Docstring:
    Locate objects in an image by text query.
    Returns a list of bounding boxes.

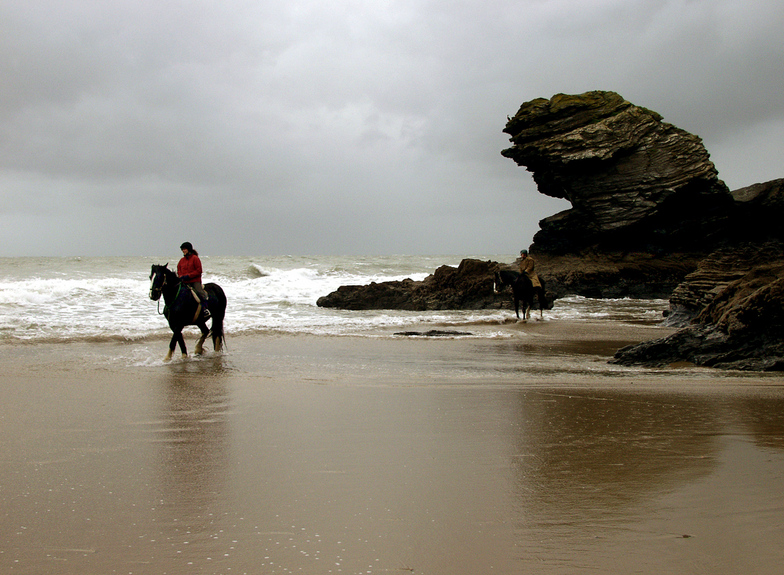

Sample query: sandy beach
[2,320,784,574]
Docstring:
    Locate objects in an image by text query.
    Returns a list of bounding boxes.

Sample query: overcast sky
[1,0,783,257]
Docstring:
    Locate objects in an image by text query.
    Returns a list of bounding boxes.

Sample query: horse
[149,264,226,361]
[494,269,550,320]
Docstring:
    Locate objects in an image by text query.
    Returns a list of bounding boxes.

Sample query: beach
[2,319,784,575]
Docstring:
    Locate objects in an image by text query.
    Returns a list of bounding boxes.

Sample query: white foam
[0,256,667,343]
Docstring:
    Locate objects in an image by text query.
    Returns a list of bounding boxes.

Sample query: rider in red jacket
[177,242,209,311]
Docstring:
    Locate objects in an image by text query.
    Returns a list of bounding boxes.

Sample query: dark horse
[494,269,550,320]
[149,264,226,361]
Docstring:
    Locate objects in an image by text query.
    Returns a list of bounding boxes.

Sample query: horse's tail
[538,278,554,310]
[206,283,227,352]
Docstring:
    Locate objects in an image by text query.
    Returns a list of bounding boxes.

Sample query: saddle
[185,285,211,321]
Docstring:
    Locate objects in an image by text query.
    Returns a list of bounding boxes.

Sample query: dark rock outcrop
[667,240,784,325]
[729,178,784,242]
[502,90,734,254]
[613,262,784,370]
[534,252,699,300]
[316,259,508,311]
[657,180,784,325]
[501,92,784,370]
[317,252,697,311]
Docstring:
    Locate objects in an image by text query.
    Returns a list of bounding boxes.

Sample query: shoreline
[2,322,784,574]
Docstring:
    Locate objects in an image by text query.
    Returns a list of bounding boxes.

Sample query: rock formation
[613,259,784,371]
[502,90,734,254]
[316,258,509,311]
[318,91,784,370]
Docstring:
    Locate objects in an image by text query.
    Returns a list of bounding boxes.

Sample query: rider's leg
[192,282,209,309]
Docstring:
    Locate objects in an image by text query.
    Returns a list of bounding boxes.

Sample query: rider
[517,249,542,289]
[177,242,209,314]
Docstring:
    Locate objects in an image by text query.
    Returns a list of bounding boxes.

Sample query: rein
[152,271,184,315]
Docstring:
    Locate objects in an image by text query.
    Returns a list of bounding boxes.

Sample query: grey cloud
[1,0,782,256]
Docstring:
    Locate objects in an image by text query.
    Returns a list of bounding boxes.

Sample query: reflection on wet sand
[511,390,720,519]
[1,338,783,575]
[735,395,784,450]
[506,388,784,572]
[147,356,235,567]
[155,358,232,520]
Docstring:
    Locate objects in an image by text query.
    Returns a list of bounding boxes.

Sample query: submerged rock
[394,330,473,337]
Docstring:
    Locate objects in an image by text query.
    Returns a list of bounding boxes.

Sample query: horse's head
[149,263,171,301]
[494,270,517,292]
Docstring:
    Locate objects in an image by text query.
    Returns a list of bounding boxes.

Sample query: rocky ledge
[613,259,784,371]
[316,252,698,311]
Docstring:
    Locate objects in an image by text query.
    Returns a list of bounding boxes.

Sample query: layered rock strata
[613,261,784,371]
[501,90,733,254]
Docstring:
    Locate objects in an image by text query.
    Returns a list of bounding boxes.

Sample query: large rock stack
[501,90,733,253]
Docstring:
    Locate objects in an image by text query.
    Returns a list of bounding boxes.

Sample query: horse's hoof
[181,353,188,359]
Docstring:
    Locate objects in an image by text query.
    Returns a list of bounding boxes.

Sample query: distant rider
[517,249,541,289]
[177,242,209,314]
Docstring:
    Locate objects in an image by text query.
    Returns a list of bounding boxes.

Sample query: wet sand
[2,320,784,574]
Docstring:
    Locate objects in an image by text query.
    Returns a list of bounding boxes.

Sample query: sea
[0,254,668,345]
[4,256,784,575]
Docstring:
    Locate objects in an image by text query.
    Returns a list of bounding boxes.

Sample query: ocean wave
[0,255,670,343]
[247,264,270,278]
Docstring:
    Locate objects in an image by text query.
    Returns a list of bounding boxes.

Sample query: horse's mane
[153,263,181,283]
[497,269,522,285]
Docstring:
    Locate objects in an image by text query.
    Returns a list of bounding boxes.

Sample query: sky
[1,0,783,257]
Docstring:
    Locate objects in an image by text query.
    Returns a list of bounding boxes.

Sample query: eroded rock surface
[613,261,784,370]
[502,91,733,253]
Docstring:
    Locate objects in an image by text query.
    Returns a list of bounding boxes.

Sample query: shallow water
[1,331,783,574]
[0,255,668,344]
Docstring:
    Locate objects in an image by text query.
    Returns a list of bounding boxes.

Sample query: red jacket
[177,254,202,284]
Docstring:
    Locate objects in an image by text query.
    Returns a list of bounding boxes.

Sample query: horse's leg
[194,322,209,355]
[537,288,545,318]
[514,295,520,319]
[178,331,188,358]
[165,331,179,362]
[168,327,187,359]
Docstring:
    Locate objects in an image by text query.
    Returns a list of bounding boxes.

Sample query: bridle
[149,267,169,314]
[150,266,187,316]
